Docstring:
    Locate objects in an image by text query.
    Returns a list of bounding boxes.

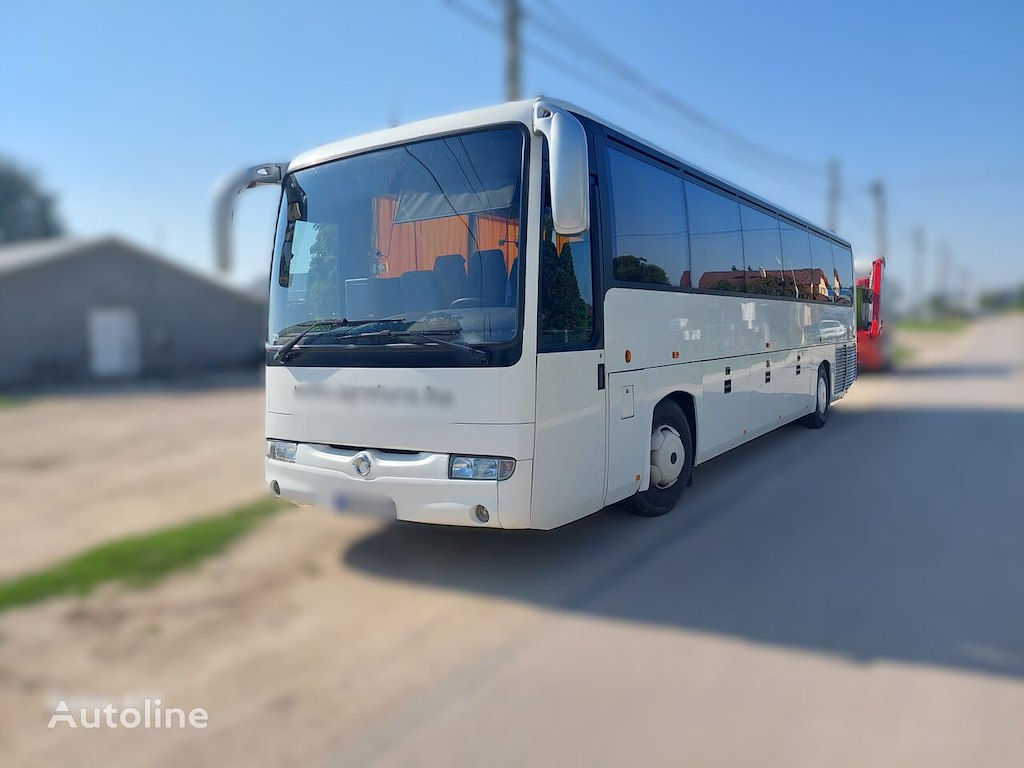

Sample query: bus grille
[834,343,857,395]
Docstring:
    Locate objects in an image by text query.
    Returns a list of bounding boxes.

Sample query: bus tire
[801,364,830,429]
[625,399,693,517]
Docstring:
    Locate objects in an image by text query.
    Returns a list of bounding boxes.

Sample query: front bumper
[267,443,533,529]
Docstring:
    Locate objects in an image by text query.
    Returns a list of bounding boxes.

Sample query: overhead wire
[448,0,814,177]
[524,0,821,176]
[442,0,655,111]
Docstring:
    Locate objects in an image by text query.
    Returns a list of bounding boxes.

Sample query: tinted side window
[740,204,788,296]
[831,242,854,305]
[686,180,745,293]
[808,233,835,302]
[779,221,811,300]
[607,146,688,287]
[539,168,595,349]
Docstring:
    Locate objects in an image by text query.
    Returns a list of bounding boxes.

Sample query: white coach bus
[216,98,856,529]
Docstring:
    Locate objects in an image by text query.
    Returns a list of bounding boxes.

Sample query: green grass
[893,317,968,333]
[0,395,23,409]
[0,498,285,614]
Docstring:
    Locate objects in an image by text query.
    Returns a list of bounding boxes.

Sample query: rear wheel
[801,364,831,429]
[625,399,693,517]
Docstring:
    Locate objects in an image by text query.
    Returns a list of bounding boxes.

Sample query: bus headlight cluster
[267,440,298,463]
[449,455,515,481]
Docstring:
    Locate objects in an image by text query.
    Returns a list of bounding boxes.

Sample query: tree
[540,238,590,341]
[743,274,790,297]
[0,158,63,244]
[979,283,1024,312]
[612,254,670,286]
[306,223,340,317]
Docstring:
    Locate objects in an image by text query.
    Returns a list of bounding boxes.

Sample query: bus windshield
[267,126,528,353]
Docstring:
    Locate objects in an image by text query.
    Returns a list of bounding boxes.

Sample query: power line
[446,1,991,292]
[443,0,664,114]
[525,0,821,175]
[442,0,500,37]
[447,0,821,177]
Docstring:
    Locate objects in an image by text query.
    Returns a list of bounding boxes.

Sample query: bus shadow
[342,406,1024,680]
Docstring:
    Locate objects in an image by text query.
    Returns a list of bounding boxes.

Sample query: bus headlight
[449,455,515,480]
[267,440,298,463]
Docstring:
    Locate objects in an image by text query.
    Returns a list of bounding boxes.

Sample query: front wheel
[801,364,831,429]
[624,400,693,517]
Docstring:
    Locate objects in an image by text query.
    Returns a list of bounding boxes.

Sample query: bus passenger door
[533,350,607,528]
[530,183,606,529]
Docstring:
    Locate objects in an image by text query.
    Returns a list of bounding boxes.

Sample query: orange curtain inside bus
[555,233,583,255]
[374,198,519,277]
[475,214,519,271]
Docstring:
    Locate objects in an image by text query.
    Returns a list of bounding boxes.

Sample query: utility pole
[937,241,951,316]
[960,266,971,314]
[826,158,840,232]
[912,226,926,317]
[505,0,521,101]
[869,180,888,264]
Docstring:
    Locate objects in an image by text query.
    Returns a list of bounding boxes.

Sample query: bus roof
[288,97,850,249]
[287,100,536,174]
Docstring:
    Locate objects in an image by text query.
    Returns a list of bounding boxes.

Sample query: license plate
[332,492,395,518]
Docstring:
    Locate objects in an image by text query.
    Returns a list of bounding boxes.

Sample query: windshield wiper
[344,329,490,363]
[272,318,411,362]
[272,318,352,362]
[399,330,491,363]
[331,318,409,336]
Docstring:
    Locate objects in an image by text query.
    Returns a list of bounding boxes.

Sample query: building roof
[0,236,262,305]
[0,237,93,275]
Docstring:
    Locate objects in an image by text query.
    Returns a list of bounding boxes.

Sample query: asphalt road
[329,316,1024,768]
[3,316,1021,768]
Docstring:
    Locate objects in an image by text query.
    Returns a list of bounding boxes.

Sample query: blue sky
[2,0,1021,299]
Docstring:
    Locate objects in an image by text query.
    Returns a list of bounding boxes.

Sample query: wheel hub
[817,377,828,412]
[650,424,685,489]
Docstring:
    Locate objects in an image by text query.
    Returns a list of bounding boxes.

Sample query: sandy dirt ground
[0,383,266,578]
[1,317,1022,767]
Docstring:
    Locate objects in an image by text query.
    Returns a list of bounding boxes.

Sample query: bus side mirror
[212,162,286,273]
[533,100,589,235]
